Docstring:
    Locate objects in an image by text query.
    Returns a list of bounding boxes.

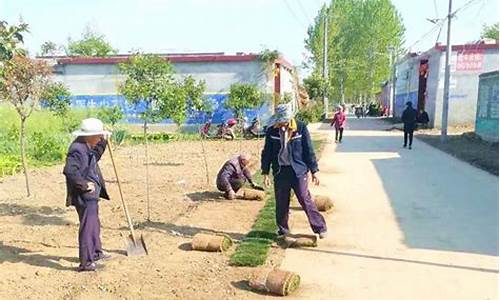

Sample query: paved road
[278,118,498,300]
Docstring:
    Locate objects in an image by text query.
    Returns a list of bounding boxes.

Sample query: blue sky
[2,0,498,73]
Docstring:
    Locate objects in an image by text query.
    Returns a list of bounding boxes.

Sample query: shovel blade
[124,234,148,256]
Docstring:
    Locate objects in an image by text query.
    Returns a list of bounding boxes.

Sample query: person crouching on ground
[330,105,346,143]
[216,154,258,199]
[261,104,328,239]
[63,118,112,272]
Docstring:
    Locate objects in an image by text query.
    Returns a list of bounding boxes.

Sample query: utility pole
[322,7,329,117]
[440,0,453,142]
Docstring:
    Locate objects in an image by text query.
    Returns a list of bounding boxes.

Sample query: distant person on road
[216,154,258,200]
[63,118,112,272]
[261,104,328,239]
[402,101,417,149]
[330,105,346,143]
[417,109,430,129]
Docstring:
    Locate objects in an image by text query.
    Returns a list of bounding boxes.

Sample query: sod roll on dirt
[283,234,318,248]
[249,268,301,296]
[242,188,265,201]
[314,195,334,212]
[191,233,232,252]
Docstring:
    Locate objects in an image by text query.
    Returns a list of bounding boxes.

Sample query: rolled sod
[191,233,233,252]
[314,195,334,212]
[281,234,318,248]
[242,188,265,201]
[249,269,301,296]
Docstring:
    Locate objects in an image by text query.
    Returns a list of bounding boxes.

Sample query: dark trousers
[274,167,327,235]
[75,201,102,266]
[217,178,245,193]
[404,128,414,146]
[335,128,344,142]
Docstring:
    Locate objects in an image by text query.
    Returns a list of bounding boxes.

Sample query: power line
[295,0,312,23]
[282,0,307,28]
[406,0,485,53]
[433,0,439,18]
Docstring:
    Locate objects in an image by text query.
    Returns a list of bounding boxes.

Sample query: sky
[2,0,498,75]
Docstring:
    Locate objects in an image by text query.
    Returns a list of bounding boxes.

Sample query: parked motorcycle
[200,118,236,140]
[243,117,266,138]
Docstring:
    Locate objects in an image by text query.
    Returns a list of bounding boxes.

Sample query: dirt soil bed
[0,139,284,299]
[416,130,498,176]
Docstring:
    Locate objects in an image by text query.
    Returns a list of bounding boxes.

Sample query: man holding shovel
[63,118,112,272]
[216,154,262,200]
[261,104,327,239]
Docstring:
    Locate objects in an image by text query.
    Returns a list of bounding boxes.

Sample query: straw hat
[72,118,112,137]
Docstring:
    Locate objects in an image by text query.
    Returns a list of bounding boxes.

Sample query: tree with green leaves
[118,53,205,220]
[226,83,263,120]
[0,56,69,196]
[41,81,78,133]
[39,41,62,56]
[304,0,405,107]
[481,23,499,41]
[0,20,28,62]
[67,26,117,57]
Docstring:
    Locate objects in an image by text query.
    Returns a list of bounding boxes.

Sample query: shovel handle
[107,139,138,244]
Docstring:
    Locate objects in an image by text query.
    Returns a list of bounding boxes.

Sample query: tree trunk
[20,118,30,197]
[144,120,151,222]
[199,126,210,187]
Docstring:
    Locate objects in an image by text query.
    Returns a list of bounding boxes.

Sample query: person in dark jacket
[63,118,111,272]
[417,109,430,129]
[261,104,327,239]
[216,154,257,199]
[401,101,417,149]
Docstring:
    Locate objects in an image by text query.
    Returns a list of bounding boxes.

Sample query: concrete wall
[394,57,419,117]
[475,71,499,142]
[395,46,499,127]
[431,47,498,128]
[51,59,297,125]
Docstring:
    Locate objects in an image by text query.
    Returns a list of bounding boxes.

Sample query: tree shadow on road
[335,133,499,256]
[292,248,499,274]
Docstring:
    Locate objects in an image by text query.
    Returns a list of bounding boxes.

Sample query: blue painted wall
[394,91,418,117]
[69,94,270,125]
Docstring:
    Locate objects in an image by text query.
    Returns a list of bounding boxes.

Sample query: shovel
[107,138,148,256]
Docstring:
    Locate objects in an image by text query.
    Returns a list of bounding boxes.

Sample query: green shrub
[295,101,324,124]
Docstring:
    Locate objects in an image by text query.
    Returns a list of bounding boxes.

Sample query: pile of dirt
[0,139,283,299]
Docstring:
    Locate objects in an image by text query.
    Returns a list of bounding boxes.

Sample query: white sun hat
[72,118,112,137]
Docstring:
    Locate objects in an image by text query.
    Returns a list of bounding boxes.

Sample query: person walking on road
[402,101,417,150]
[261,104,328,239]
[63,118,112,272]
[330,105,346,143]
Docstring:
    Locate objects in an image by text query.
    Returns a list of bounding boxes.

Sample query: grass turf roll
[191,233,233,252]
[242,188,265,201]
[314,195,334,212]
[249,269,301,296]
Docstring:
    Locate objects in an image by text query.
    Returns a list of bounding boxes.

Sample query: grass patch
[230,136,326,267]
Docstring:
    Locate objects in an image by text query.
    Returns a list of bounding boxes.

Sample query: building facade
[41,53,298,124]
[475,71,498,142]
[393,42,499,128]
